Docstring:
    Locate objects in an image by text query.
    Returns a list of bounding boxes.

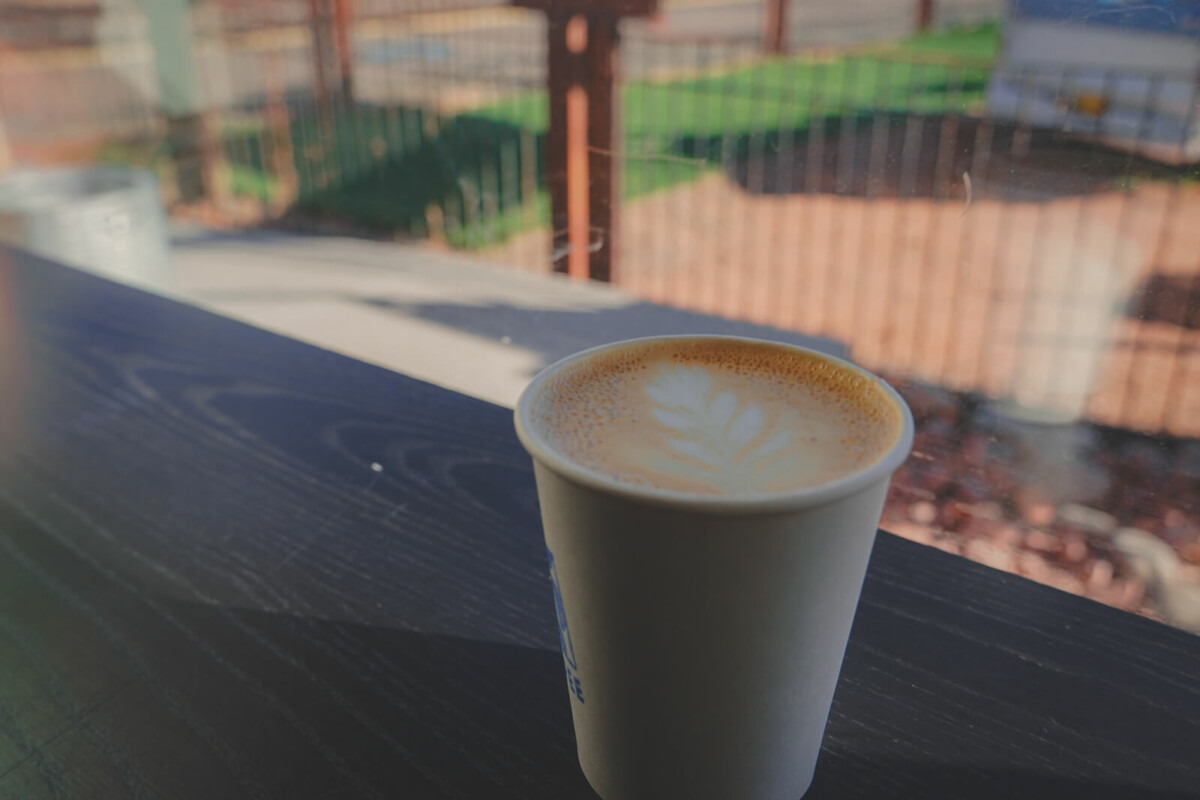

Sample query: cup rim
[513,335,915,515]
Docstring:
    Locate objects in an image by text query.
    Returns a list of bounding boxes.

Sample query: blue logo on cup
[547,546,584,703]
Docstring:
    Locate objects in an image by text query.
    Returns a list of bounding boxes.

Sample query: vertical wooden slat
[916,0,933,32]
[265,51,298,216]
[764,0,787,55]
[334,0,355,102]
[567,84,591,279]
[546,11,572,275]
[527,0,653,281]
[586,15,619,283]
[310,0,331,112]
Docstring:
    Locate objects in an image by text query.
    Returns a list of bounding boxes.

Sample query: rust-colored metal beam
[265,52,299,216]
[334,0,355,101]
[566,83,591,280]
[521,0,654,282]
[764,0,787,55]
[309,0,331,110]
[917,0,934,32]
[546,11,574,275]
[586,14,619,282]
[543,13,623,281]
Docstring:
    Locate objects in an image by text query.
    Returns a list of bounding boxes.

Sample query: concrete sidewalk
[170,229,844,408]
[167,228,1200,634]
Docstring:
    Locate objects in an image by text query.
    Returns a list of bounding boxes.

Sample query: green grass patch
[282,105,544,237]
[475,22,999,138]
[891,20,1001,60]
[129,23,1000,247]
[476,47,993,202]
[228,163,278,201]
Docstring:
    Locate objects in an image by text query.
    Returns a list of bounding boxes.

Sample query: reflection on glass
[1,0,1195,631]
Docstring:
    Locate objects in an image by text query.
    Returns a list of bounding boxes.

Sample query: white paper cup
[515,336,914,800]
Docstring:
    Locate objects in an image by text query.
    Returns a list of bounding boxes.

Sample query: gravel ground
[881,378,1200,632]
[485,136,1200,632]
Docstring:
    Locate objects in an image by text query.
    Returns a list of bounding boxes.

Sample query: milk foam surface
[527,339,903,496]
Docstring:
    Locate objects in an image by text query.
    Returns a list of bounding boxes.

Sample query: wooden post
[265,53,299,216]
[333,0,355,102]
[764,0,787,55]
[586,15,619,282]
[546,12,573,275]
[517,0,656,282]
[310,0,332,110]
[139,0,217,203]
[917,0,934,32]
[546,13,604,279]
[0,46,10,174]
[0,110,11,174]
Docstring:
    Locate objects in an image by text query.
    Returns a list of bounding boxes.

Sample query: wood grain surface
[0,247,1196,799]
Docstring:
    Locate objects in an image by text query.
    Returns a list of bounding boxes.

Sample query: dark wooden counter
[0,247,1196,799]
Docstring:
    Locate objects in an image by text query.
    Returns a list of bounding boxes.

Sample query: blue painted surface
[1011,0,1200,37]
[547,547,585,703]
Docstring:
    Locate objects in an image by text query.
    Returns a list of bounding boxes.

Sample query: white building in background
[987,0,1200,164]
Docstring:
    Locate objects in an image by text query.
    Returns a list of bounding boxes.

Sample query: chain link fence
[2,0,1197,438]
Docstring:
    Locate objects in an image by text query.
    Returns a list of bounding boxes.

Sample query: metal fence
[2,0,1197,438]
[585,45,1200,438]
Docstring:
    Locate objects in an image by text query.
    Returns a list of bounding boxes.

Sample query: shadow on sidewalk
[1129,273,1200,329]
[355,297,847,370]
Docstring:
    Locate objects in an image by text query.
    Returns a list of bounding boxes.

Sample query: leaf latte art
[527,339,903,496]
[645,366,801,493]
